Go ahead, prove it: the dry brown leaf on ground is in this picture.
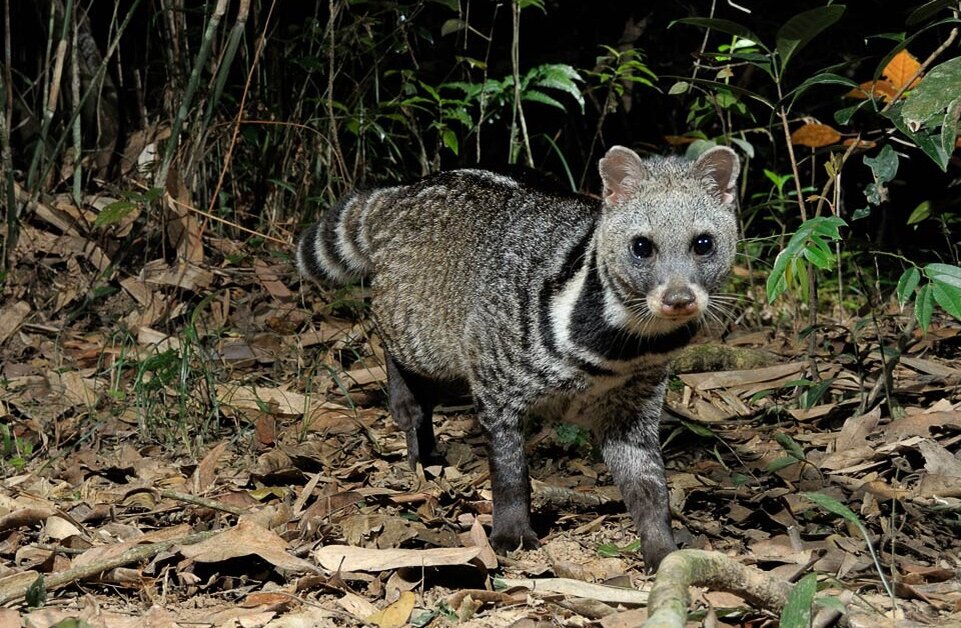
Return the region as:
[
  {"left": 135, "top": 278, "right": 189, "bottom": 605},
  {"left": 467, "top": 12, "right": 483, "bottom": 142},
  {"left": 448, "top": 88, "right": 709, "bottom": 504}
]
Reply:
[
  {"left": 141, "top": 258, "right": 213, "bottom": 291},
  {"left": 0, "top": 302, "right": 31, "bottom": 346},
  {"left": 255, "top": 258, "right": 295, "bottom": 300},
  {"left": 178, "top": 519, "right": 317, "bottom": 573},
  {"left": 496, "top": 576, "right": 650, "bottom": 605},
  {"left": 677, "top": 361, "right": 805, "bottom": 392},
  {"left": 192, "top": 441, "right": 230, "bottom": 494},
  {"left": 216, "top": 383, "right": 308, "bottom": 416},
  {"left": 314, "top": 545, "right": 482, "bottom": 572},
  {"left": 366, "top": 590, "right": 416, "bottom": 628}
]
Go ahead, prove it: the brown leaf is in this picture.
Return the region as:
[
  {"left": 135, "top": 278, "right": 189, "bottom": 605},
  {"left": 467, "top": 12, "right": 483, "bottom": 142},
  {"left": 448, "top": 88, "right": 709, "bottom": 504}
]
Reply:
[
  {"left": 179, "top": 519, "right": 317, "bottom": 573},
  {"left": 255, "top": 258, "right": 294, "bottom": 300},
  {"left": 193, "top": 441, "right": 229, "bottom": 494},
  {"left": 883, "top": 49, "right": 921, "bottom": 89},
  {"left": 313, "top": 545, "right": 482, "bottom": 572},
  {"left": 790, "top": 123, "right": 841, "bottom": 148},
  {"left": 366, "top": 591, "right": 416, "bottom": 628},
  {"left": 843, "top": 138, "right": 877, "bottom": 149},
  {"left": 846, "top": 80, "right": 899, "bottom": 101},
  {"left": 0, "top": 301, "right": 31, "bottom": 345}
]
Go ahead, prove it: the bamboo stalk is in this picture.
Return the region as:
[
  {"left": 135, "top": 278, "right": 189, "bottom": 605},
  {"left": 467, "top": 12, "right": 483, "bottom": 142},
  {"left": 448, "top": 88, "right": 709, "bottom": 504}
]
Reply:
[{"left": 155, "top": 0, "right": 231, "bottom": 188}]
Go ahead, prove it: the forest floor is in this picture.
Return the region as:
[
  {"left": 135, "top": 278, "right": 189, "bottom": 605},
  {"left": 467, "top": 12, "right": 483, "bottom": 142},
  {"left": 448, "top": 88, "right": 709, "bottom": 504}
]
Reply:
[{"left": 1, "top": 190, "right": 961, "bottom": 627}]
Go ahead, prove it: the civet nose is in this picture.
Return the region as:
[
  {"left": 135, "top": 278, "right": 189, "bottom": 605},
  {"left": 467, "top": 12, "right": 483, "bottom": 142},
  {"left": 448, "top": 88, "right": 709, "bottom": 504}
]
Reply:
[{"left": 661, "top": 286, "right": 697, "bottom": 316}]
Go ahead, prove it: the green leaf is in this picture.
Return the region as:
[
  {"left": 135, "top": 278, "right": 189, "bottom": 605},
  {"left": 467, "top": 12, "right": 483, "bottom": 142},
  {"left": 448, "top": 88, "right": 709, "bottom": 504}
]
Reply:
[
  {"left": 802, "top": 491, "right": 860, "bottom": 524},
  {"left": 94, "top": 200, "right": 137, "bottom": 227},
  {"left": 680, "top": 419, "right": 716, "bottom": 438},
  {"left": 440, "top": 128, "right": 459, "bottom": 155},
  {"left": 925, "top": 263, "right": 961, "bottom": 290},
  {"left": 671, "top": 17, "right": 767, "bottom": 51},
  {"left": 522, "top": 90, "right": 567, "bottom": 111},
  {"left": 26, "top": 573, "right": 46, "bottom": 607},
  {"left": 906, "top": 200, "right": 932, "bottom": 225},
  {"left": 902, "top": 56, "right": 961, "bottom": 131},
  {"left": 776, "top": 6, "right": 846, "bottom": 73},
  {"left": 668, "top": 81, "right": 689, "bottom": 95},
  {"left": 908, "top": 0, "right": 956, "bottom": 25},
  {"left": 896, "top": 267, "right": 921, "bottom": 308},
  {"left": 916, "top": 283, "right": 935, "bottom": 330},
  {"left": 782, "top": 72, "right": 858, "bottom": 104},
  {"left": 765, "top": 456, "right": 799, "bottom": 473},
  {"left": 781, "top": 573, "right": 818, "bottom": 628},
  {"left": 815, "top": 595, "right": 848, "bottom": 614},
  {"left": 884, "top": 100, "right": 951, "bottom": 171},
  {"left": 440, "top": 18, "right": 466, "bottom": 37},
  {"left": 775, "top": 431, "right": 806, "bottom": 460},
  {"left": 863, "top": 145, "right": 899, "bottom": 183},
  {"left": 932, "top": 280, "right": 961, "bottom": 320}
]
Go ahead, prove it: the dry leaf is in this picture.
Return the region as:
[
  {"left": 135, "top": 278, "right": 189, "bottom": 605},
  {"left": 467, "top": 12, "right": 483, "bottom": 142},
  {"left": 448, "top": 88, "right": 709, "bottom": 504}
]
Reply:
[
  {"left": 495, "top": 577, "right": 649, "bottom": 605},
  {"left": 216, "top": 384, "right": 308, "bottom": 416},
  {"left": 313, "top": 545, "right": 482, "bottom": 572},
  {"left": 791, "top": 123, "right": 841, "bottom": 148},
  {"left": 179, "top": 519, "right": 317, "bottom": 573},
  {"left": 846, "top": 80, "right": 899, "bottom": 101},
  {"left": 366, "top": 591, "right": 416, "bottom": 628},
  {"left": 193, "top": 441, "right": 229, "bottom": 494},
  {"left": 843, "top": 138, "right": 877, "bottom": 149},
  {"left": 883, "top": 49, "right": 921, "bottom": 89},
  {"left": 0, "top": 301, "right": 30, "bottom": 345}
]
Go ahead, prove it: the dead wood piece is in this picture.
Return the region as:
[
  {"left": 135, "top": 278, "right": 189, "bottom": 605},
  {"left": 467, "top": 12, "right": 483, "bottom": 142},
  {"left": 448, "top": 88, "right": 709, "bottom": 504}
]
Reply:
[
  {"left": 642, "top": 550, "right": 791, "bottom": 628},
  {"left": 532, "top": 481, "right": 610, "bottom": 509},
  {"left": 0, "top": 530, "right": 217, "bottom": 606}
]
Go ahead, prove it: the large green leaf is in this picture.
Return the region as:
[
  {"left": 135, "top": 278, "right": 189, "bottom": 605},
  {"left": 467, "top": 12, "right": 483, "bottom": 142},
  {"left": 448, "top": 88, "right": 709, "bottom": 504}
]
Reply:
[
  {"left": 671, "top": 17, "right": 767, "bottom": 50},
  {"left": 902, "top": 56, "right": 961, "bottom": 130},
  {"left": 885, "top": 101, "right": 952, "bottom": 171},
  {"left": 916, "top": 283, "right": 935, "bottom": 330},
  {"left": 781, "top": 573, "right": 818, "bottom": 628},
  {"left": 776, "top": 6, "right": 846, "bottom": 73},
  {"left": 782, "top": 72, "right": 858, "bottom": 105},
  {"left": 932, "top": 281, "right": 961, "bottom": 320},
  {"left": 896, "top": 267, "right": 921, "bottom": 308},
  {"left": 926, "top": 263, "right": 961, "bottom": 289}
]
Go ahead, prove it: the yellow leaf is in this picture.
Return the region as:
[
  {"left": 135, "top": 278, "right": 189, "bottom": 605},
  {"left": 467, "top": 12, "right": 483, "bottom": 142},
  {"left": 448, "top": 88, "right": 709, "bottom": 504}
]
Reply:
[
  {"left": 883, "top": 49, "right": 921, "bottom": 89},
  {"left": 790, "top": 123, "right": 841, "bottom": 148},
  {"left": 367, "top": 591, "right": 416, "bottom": 628}
]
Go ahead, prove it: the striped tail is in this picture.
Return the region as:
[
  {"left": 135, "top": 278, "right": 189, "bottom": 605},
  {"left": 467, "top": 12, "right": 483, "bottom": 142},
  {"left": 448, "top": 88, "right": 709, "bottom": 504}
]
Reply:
[{"left": 296, "top": 191, "right": 375, "bottom": 285}]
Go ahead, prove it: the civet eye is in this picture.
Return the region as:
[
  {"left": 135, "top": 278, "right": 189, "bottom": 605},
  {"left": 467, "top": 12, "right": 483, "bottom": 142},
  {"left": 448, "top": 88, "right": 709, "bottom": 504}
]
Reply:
[
  {"left": 631, "top": 237, "right": 654, "bottom": 259},
  {"left": 692, "top": 234, "right": 714, "bottom": 256}
]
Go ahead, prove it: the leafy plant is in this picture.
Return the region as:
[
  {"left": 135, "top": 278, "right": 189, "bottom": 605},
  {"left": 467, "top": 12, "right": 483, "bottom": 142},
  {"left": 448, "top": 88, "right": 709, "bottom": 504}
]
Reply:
[{"left": 766, "top": 216, "right": 847, "bottom": 303}]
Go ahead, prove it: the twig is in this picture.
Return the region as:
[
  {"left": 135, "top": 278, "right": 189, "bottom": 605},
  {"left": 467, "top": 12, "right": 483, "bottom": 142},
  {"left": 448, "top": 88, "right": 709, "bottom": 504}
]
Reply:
[
  {"left": 0, "top": 530, "right": 218, "bottom": 605},
  {"left": 159, "top": 489, "right": 247, "bottom": 516}
]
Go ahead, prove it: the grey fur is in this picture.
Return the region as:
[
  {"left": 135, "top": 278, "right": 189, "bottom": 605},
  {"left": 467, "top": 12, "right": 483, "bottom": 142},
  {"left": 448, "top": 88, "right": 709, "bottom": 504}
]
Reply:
[{"left": 297, "top": 147, "right": 740, "bottom": 570}]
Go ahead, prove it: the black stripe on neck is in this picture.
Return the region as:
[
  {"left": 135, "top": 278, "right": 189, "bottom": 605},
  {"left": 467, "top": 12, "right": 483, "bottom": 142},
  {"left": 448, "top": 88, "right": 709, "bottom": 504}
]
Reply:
[
  {"left": 569, "top": 259, "right": 699, "bottom": 361},
  {"left": 536, "top": 226, "right": 615, "bottom": 377}
]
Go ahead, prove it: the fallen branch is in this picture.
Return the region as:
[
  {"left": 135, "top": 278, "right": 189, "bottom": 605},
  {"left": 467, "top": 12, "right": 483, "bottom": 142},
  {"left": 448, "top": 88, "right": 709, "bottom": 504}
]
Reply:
[
  {"left": 0, "top": 530, "right": 217, "bottom": 606},
  {"left": 642, "top": 550, "right": 792, "bottom": 628}
]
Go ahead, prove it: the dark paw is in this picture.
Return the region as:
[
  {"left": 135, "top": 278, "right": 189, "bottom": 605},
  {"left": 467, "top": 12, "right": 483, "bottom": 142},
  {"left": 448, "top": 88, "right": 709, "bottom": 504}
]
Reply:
[
  {"left": 642, "top": 537, "right": 677, "bottom": 573},
  {"left": 490, "top": 526, "right": 540, "bottom": 555}
]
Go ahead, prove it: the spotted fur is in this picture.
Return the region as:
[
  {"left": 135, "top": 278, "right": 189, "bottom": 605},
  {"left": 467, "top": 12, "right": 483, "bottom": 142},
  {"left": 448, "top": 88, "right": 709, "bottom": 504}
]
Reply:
[{"left": 297, "top": 148, "right": 740, "bottom": 569}]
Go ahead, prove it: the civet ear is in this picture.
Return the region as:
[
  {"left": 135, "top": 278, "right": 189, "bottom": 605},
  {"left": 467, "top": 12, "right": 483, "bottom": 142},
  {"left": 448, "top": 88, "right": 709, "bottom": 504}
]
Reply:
[
  {"left": 599, "top": 146, "right": 650, "bottom": 205},
  {"left": 692, "top": 146, "right": 741, "bottom": 206}
]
